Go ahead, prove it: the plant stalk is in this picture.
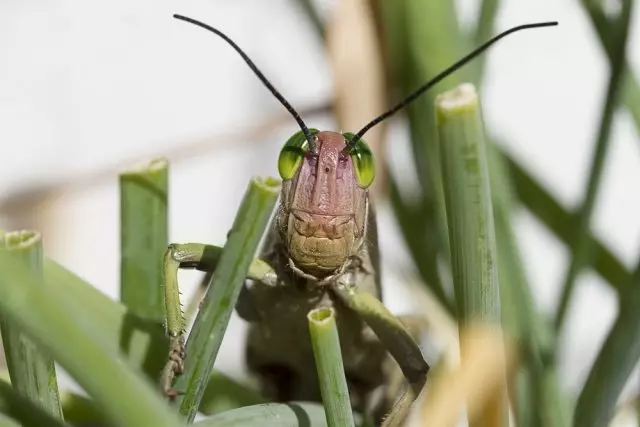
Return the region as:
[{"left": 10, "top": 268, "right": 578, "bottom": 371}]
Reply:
[
  {"left": 119, "top": 158, "right": 169, "bottom": 322},
  {"left": 308, "top": 308, "right": 355, "bottom": 427},
  {"left": 436, "top": 83, "right": 507, "bottom": 427},
  {"left": 0, "top": 230, "right": 63, "bottom": 421},
  {"left": 173, "top": 176, "right": 280, "bottom": 421}
]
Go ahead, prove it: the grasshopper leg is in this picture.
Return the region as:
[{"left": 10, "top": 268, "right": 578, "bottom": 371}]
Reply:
[
  {"left": 161, "top": 243, "right": 213, "bottom": 398},
  {"left": 160, "top": 243, "right": 278, "bottom": 398},
  {"left": 331, "top": 282, "right": 430, "bottom": 427}
]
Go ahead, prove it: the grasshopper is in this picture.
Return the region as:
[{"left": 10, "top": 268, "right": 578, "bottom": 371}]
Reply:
[{"left": 162, "top": 15, "right": 557, "bottom": 426}]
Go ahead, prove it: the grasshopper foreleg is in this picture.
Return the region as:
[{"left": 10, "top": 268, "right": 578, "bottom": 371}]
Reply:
[
  {"left": 331, "top": 282, "right": 430, "bottom": 427},
  {"left": 161, "top": 243, "right": 214, "bottom": 398},
  {"left": 160, "top": 242, "right": 278, "bottom": 398}
]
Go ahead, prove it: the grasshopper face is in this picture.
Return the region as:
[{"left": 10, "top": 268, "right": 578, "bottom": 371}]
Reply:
[{"left": 277, "top": 130, "right": 375, "bottom": 276}]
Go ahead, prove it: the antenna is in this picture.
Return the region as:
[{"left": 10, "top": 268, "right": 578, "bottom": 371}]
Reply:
[
  {"left": 173, "top": 14, "right": 317, "bottom": 149},
  {"left": 349, "top": 21, "right": 558, "bottom": 149}
]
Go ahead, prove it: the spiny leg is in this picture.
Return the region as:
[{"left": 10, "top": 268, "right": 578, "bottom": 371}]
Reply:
[
  {"left": 331, "top": 282, "right": 430, "bottom": 427},
  {"left": 384, "top": 315, "right": 431, "bottom": 415},
  {"left": 161, "top": 243, "right": 278, "bottom": 398},
  {"left": 161, "top": 243, "right": 215, "bottom": 398}
]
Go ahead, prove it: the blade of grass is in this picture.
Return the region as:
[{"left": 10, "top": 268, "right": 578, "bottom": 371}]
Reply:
[
  {"left": 470, "top": 0, "right": 500, "bottom": 84},
  {"left": 294, "top": 0, "right": 325, "bottom": 41},
  {"left": 0, "top": 414, "right": 19, "bottom": 427},
  {"left": 0, "top": 231, "right": 63, "bottom": 420},
  {"left": 487, "top": 145, "right": 570, "bottom": 427},
  {"left": 44, "top": 258, "right": 168, "bottom": 378},
  {"left": 198, "top": 371, "right": 265, "bottom": 415},
  {"left": 572, "top": 255, "right": 640, "bottom": 427},
  {"left": 0, "top": 373, "right": 102, "bottom": 425},
  {"left": 44, "top": 260, "right": 265, "bottom": 420},
  {"left": 120, "top": 158, "right": 169, "bottom": 322},
  {"left": 0, "top": 249, "right": 184, "bottom": 427},
  {"left": 436, "top": 84, "right": 507, "bottom": 427},
  {"left": 173, "top": 176, "right": 280, "bottom": 422},
  {"left": 386, "top": 170, "right": 453, "bottom": 314},
  {"left": 308, "top": 308, "right": 355, "bottom": 427},
  {"left": 502, "top": 150, "right": 630, "bottom": 290},
  {"left": 372, "top": 0, "right": 465, "bottom": 305},
  {"left": 195, "top": 402, "right": 362, "bottom": 427},
  {"left": 0, "top": 380, "right": 66, "bottom": 427},
  {"left": 580, "top": 0, "right": 640, "bottom": 137},
  {"left": 554, "top": 0, "right": 633, "bottom": 331}
]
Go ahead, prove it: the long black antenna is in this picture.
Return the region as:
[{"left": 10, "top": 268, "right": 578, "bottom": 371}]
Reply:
[
  {"left": 350, "top": 21, "right": 558, "bottom": 148},
  {"left": 173, "top": 14, "right": 316, "bottom": 149}
]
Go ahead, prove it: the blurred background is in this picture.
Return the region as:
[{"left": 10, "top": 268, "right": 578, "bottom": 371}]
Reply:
[{"left": 1, "top": 0, "right": 639, "bottom": 425}]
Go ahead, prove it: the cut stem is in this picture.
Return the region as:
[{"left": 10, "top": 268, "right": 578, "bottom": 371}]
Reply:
[
  {"left": 172, "top": 176, "right": 280, "bottom": 422},
  {"left": 0, "top": 243, "right": 183, "bottom": 427},
  {"left": 119, "top": 158, "right": 169, "bottom": 322},
  {"left": 436, "top": 84, "right": 507, "bottom": 427},
  {"left": 307, "top": 308, "right": 355, "bottom": 427},
  {"left": 0, "top": 230, "right": 63, "bottom": 421}
]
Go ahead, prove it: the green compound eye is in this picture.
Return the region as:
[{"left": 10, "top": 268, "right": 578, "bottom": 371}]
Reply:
[
  {"left": 343, "top": 132, "right": 375, "bottom": 188},
  {"left": 278, "top": 128, "right": 319, "bottom": 180}
]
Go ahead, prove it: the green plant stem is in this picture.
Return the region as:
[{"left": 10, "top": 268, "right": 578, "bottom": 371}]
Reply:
[
  {"left": 0, "top": 231, "right": 63, "bottom": 421},
  {"left": 0, "top": 373, "right": 102, "bottom": 425},
  {"left": 503, "top": 150, "right": 630, "bottom": 290},
  {"left": 487, "top": 147, "right": 569, "bottom": 427},
  {"left": 120, "top": 158, "right": 169, "bottom": 322},
  {"left": 0, "top": 414, "right": 19, "bottom": 427},
  {"left": 198, "top": 371, "right": 265, "bottom": 415},
  {"left": 0, "top": 380, "right": 66, "bottom": 427},
  {"left": 307, "top": 308, "right": 355, "bottom": 427},
  {"left": 173, "top": 176, "right": 280, "bottom": 422},
  {"left": 437, "top": 85, "right": 500, "bottom": 325},
  {"left": 294, "top": 0, "right": 324, "bottom": 40},
  {"left": 386, "top": 171, "right": 453, "bottom": 314},
  {"left": 194, "top": 402, "right": 363, "bottom": 427},
  {"left": 44, "top": 260, "right": 265, "bottom": 421},
  {"left": 44, "top": 258, "right": 168, "bottom": 378},
  {"left": 572, "top": 256, "right": 640, "bottom": 427},
  {"left": 554, "top": 0, "right": 633, "bottom": 331},
  {"left": 471, "top": 0, "right": 500, "bottom": 84},
  {"left": 436, "top": 84, "right": 507, "bottom": 427},
  {"left": 581, "top": 0, "right": 640, "bottom": 136},
  {"left": 0, "top": 249, "right": 183, "bottom": 427},
  {"left": 374, "top": 0, "right": 464, "bottom": 312}
]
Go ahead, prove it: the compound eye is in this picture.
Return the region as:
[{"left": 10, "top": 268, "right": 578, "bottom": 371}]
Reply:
[
  {"left": 277, "top": 129, "right": 318, "bottom": 180},
  {"left": 342, "top": 132, "right": 375, "bottom": 188}
]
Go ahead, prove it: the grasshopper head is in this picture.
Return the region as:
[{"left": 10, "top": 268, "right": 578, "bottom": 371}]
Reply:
[{"left": 276, "top": 130, "right": 375, "bottom": 276}]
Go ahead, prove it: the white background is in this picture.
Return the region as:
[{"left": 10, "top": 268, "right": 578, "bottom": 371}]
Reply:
[{"left": 1, "top": 0, "right": 639, "bottom": 425}]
